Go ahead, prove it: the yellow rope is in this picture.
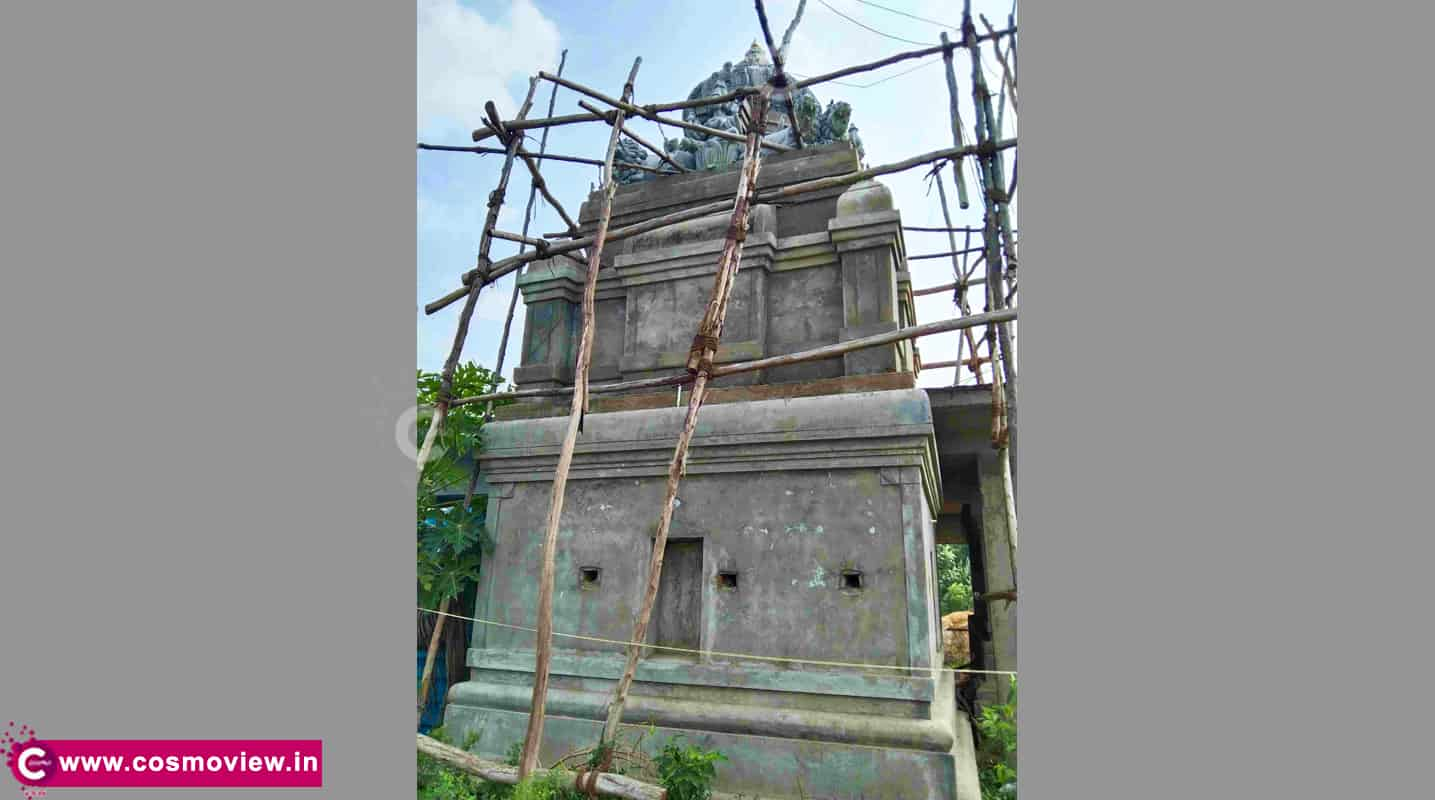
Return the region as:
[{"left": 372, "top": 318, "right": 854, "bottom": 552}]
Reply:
[{"left": 419, "top": 606, "right": 1015, "bottom": 677}]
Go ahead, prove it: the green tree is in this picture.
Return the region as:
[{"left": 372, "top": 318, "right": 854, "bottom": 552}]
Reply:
[
  {"left": 937, "top": 543, "right": 974, "bottom": 614},
  {"left": 417, "top": 362, "right": 506, "bottom": 725}
]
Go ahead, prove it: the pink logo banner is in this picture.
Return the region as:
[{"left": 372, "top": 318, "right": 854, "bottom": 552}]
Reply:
[{"left": 6, "top": 736, "right": 322, "bottom": 791}]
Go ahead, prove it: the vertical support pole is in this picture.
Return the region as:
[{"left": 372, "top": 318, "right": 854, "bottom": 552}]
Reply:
[
  {"left": 939, "top": 33, "right": 971, "bottom": 210},
  {"left": 599, "top": 90, "right": 772, "bottom": 754},
  {"left": 416, "top": 597, "right": 449, "bottom": 728},
  {"left": 963, "top": 2, "right": 1018, "bottom": 507},
  {"left": 519, "top": 58, "right": 644, "bottom": 780},
  {"left": 416, "top": 78, "right": 542, "bottom": 476},
  {"left": 933, "top": 172, "right": 984, "bottom": 385},
  {"left": 496, "top": 50, "right": 569, "bottom": 380}
]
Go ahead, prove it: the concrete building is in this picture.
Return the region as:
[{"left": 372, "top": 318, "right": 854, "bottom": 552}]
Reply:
[{"left": 442, "top": 74, "right": 1015, "bottom": 798}]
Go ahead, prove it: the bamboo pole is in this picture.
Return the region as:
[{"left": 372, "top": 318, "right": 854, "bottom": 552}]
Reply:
[
  {"left": 981, "top": 14, "right": 1018, "bottom": 113},
  {"left": 463, "top": 29, "right": 1018, "bottom": 143},
  {"left": 425, "top": 138, "right": 1016, "bottom": 315},
  {"left": 787, "top": 29, "right": 1013, "bottom": 93},
  {"left": 520, "top": 56, "right": 643, "bottom": 780},
  {"left": 576, "top": 100, "right": 688, "bottom": 173},
  {"left": 599, "top": 90, "right": 774, "bottom": 756},
  {"left": 911, "top": 277, "right": 986, "bottom": 296},
  {"left": 709, "top": 309, "right": 1013, "bottom": 377},
  {"left": 495, "top": 51, "right": 570, "bottom": 381},
  {"left": 446, "top": 308, "right": 1017, "bottom": 408},
  {"left": 470, "top": 110, "right": 607, "bottom": 142},
  {"left": 964, "top": 1, "right": 1018, "bottom": 505},
  {"left": 904, "top": 225, "right": 1017, "bottom": 233},
  {"left": 421, "top": 142, "right": 677, "bottom": 179},
  {"left": 909, "top": 246, "right": 985, "bottom": 260},
  {"left": 416, "top": 596, "right": 449, "bottom": 728},
  {"left": 513, "top": 148, "right": 586, "bottom": 236},
  {"left": 939, "top": 32, "right": 972, "bottom": 210},
  {"left": 536, "top": 70, "right": 791, "bottom": 153},
  {"left": 920, "top": 357, "right": 989, "bottom": 371},
  {"left": 756, "top": 0, "right": 804, "bottom": 148},
  {"left": 415, "top": 78, "right": 541, "bottom": 476},
  {"left": 417, "top": 735, "right": 664, "bottom": 800},
  {"left": 934, "top": 170, "right": 986, "bottom": 384}
]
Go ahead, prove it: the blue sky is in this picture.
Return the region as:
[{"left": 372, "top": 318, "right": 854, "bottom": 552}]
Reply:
[{"left": 417, "top": 0, "right": 1016, "bottom": 387}]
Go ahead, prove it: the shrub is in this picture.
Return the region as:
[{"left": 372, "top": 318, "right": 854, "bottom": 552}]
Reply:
[
  {"left": 975, "top": 678, "right": 1017, "bottom": 800},
  {"left": 655, "top": 736, "right": 726, "bottom": 800}
]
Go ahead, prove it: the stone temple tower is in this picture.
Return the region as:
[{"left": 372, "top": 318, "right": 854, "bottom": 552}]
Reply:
[{"left": 442, "top": 51, "right": 986, "bottom": 800}]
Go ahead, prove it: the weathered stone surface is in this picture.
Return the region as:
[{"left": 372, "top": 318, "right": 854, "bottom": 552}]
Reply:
[
  {"left": 446, "top": 390, "right": 973, "bottom": 798},
  {"left": 451, "top": 100, "right": 990, "bottom": 798},
  {"left": 516, "top": 148, "right": 909, "bottom": 398}
]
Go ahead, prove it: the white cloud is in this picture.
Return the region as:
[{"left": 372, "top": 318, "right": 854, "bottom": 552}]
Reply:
[{"left": 417, "top": 0, "right": 561, "bottom": 139}]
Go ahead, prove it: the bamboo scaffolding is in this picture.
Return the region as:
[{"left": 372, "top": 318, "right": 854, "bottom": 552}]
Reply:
[
  {"left": 489, "top": 228, "right": 551, "bottom": 250},
  {"left": 462, "top": 29, "right": 1016, "bottom": 148},
  {"left": 933, "top": 169, "right": 986, "bottom": 385},
  {"left": 755, "top": 0, "right": 804, "bottom": 148},
  {"left": 417, "top": 735, "right": 663, "bottom": 800},
  {"left": 425, "top": 138, "right": 1016, "bottom": 315},
  {"left": 963, "top": 1, "right": 1018, "bottom": 510},
  {"left": 576, "top": 99, "right": 688, "bottom": 173},
  {"left": 981, "top": 14, "right": 1018, "bottom": 113},
  {"left": 909, "top": 246, "right": 985, "bottom": 261},
  {"left": 911, "top": 277, "right": 986, "bottom": 296},
  {"left": 444, "top": 308, "right": 1017, "bottom": 408},
  {"left": 905, "top": 225, "right": 1017, "bottom": 233},
  {"left": 939, "top": 32, "right": 972, "bottom": 210},
  {"left": 921, "top": 357, "right": 989, "bottom": 371},
  {"left": 534, "top": 71, "right": 791, "bottom": 153},
  {"left": 420, "top": 142, "right": 670, "bottom": 176},
  {"left": 599, "top": 91, "right": 773, "bottom": 756},
  {"left": 519, "top": 56, "right": 644, "bottom": 780},
  {"left": 512, "top": 148, "right": 586, "bottom": 237},
  {"left": 416, "top": 595, "right": 448, "bottom": 727},
  {"left": 415, "top": 79, "right": 540, "bottom": 477}
]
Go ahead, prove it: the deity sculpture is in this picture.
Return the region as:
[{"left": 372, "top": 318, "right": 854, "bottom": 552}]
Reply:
[{"left": 613, "top": 42, "right": 863, "bottom": 184}]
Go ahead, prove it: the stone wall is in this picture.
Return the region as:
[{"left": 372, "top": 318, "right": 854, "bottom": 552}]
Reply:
[{"left": 512, "top": 143, "right": 917, "bottom": 394}]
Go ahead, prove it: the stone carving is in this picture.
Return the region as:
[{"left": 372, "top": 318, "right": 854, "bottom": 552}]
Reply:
[{"left": 615, "top": 41, "right": 864, "bottom": 184}]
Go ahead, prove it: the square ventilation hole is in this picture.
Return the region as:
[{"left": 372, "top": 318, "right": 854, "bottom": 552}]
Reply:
[
  {"left": 580, "top": 567, "right": 601, "bottom": 588},
  {"left": 718, "top": 571, "right": 739, "bottom": 590},
  {"left": 842, "top": 570, "right": 864, "bottom": 590}
]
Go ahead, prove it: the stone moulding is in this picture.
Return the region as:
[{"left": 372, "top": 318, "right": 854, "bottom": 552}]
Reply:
[{"left": 479, "top": 389, "right": 941, "bottom": 513}]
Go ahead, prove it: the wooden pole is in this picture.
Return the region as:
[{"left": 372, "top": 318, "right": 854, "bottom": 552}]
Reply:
[
  {"left": 415, "top": 78, "right": 540, "bottom": 476},
  {"left": 495, "top": 50, "right": 569, "bottom": 390},
  {"left": 416, "top": 596, "right": 449, "bottom": 728},
  {"left": 536, "top": 71, "right": 791, "bottom": 154},
  {"left": 417, "top": 735, "right": 665, "bottom": 800},
  {"left": 428, "top": 137, "right": 1017, "bottom": 314},
  {"left": 909, "top": 246, "right": 986, "bottom": 260},
  {"left": 911, "top": 277, "right": 986, "bottom": 296},
  {"left": 789, "top": 28, "right": 1012, "bottom": 92},
  {"left": 981, "top": 14, "right": 1018, "bottom": 113},
  {"left": 963, "top": 3, "right": 1018, "bottom": 502},
  {"left": 599, "top": 91, "right": 773, "bottom": 753},
  {"left": 576, "top": 100, "right": 688, "bottom": 173},
  {"left": 756, "top": 0, "right": 804, "bottom": 148},
  {"left": 463, "top": 29, "right": 1017, "bottom": 141},
  {"left": 934, "top": 170, "right": 985, "bottom": 384},
  {"left": 939, "top": 32, "right": 972, "bottom": 210},
  {"left": 513, "top": 147, "right": 586, "bottom": 235},
  {"left": 519, "top": 57, "right": 644, "bottom": 780},
  {"left": 446, "top": 308, "right": 1017, "bottom": 408},
  {"left": 424, "top": 137, "right": 1015, "bottom": 314}
]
